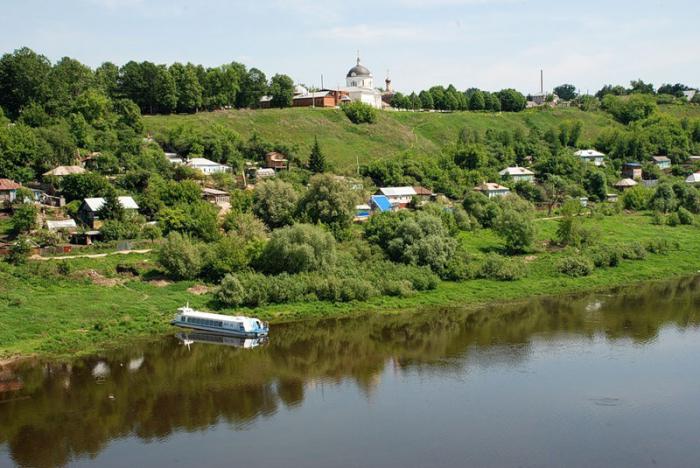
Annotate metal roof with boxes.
[370,195,392,212]
[46,219,77,231]
[574,149,605,157]
[83,196,139,212]
[378,186,417,197]
[499,167,535,176]
[475,182,510,192]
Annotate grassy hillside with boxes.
[144,105,700,173]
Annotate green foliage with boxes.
[10,203,38,234]
[341,101,377,124]
[97,192,124,221]
[269,74,295,108]
[158,201,219,241]
[308,136,327,173]
[676,207,694,225]
[622,185,653,210]
[298,174,357,238]
[650,183,677,213]
[554,84,578,101]
[253,178,298,228]
[60,173,113,202]
[201,234,255,281]
[493,200,536,253]
[666,211,681,226]
[6,237,32,265]
[259,223,336,274]
[496,88,526,112]
[557,255,594,277]
[602,94,656,124]
[478,253,527,281]
[157,232,202,280]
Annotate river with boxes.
[1,276,700,467]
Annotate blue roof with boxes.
[370,195,392,212]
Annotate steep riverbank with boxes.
[1,213,699,360]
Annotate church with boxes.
[339,56,384,109]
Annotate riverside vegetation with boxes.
[1,48,700,358]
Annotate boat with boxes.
[171,305,269,337]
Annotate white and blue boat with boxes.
[171,305,269,338]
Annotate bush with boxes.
[620,242,647,260]
[11,203,38,234]
[6,238,32,265]
[341,101,377,124]
[666,212,681,227]
[479,253,527,281]
[216,274,246,307]
[493,207,536,253]
[157,232,202,280]
[587,245,622,268]
[645,239,676,255]
[651,211,666,225]
[677,207,694,225]
[556,256,594,277]
[259,223,336,274]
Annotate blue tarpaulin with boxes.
[370,195,392,212]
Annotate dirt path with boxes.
[31,249,152,261]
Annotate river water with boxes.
[1,277,700,467]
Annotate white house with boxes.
[574,149,606,166]
[474,182,511,198]
[78,196,139,228]
[377,186,417,208]
[499,166,535,183]
[339,56,384,109]
[164,152,183,165]
[186,158,231,175]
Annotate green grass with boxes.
[144,105,700,172]
[1,213,699,360]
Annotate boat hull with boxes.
[171,320,268,338]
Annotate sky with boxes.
[1,0,698,95]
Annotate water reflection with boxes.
[1,276,699,467]
[175,331,267,349]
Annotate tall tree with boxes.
[170,63,203,113]
[553,84,577,101]
[0,47,51,118]
[468,90,485,110]
[308,137,327,173]
[269,73,294,108]
[46,57,95,115]
[95,62,120,98]
[237,67,268,108]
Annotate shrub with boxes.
[493,207,536,253]
[677,207,694,225]
[645,239,676,255]
[479,253,527,281]
[620,242,647,260]
[216,274,246,306]
[556,256,594,277]
[157,232,202,280]
[651,211,666,225]
[259,223,336,274]
[587,245,622,268]
[666,212,680,226]
[341,101,377,124]
[10,203,38,234]
[252,179,299,229]
[381,280,415,297]
[6,238,32,265]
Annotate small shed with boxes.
[354,204,371,222]
[622,162,642,180]
[46,219,78,233]
[614,178,638,191]
[686,172,700,184]
[264,152,288,171]
[651,156,671,170]
[202,187,230,205]
[0,178,22,203]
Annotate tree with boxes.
[237,67,268,108]
[496,89,526,112]
[584,171,607,202]
[0,47,51,118]
[259,223,336,274]
[97,192,124,221]
[601,94,656,124]
[152,64,178,114]
[11,203,38,234]
[253,179,299,228]
[468,90,486,110]
[299,174,357,237]
[629,79,655,95]
[46,57,95,115]
[419,90,434,110]
[341,101,377,124]
[203,62,244,109]
[493,201,536,253]
[553,84,578,101]
[453,143,488,169]
[170,63,203,113]
[6,237,32,265]
[650,183,677,213]
[308,136,327,173]
[60,173,113,201]
[157,232,203,280]
[95,62,120,97]
[269,74,295,108]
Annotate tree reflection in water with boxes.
[1,276,699,467]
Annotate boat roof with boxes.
[177,308,260,323]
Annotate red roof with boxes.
[0,178,21,191]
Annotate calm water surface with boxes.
[2,277,700,467]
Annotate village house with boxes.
[202,187,230,205]
[354,204,371,222]
[0,178,22,204]
[574,149,606,166]
[499,166,535,183]
[43,165,86,178]
[370,195,393,213]
[622,162,643,180]
[474,182,511,198]
[376,187,417,209]
[613,178,638,191]
[293,90,350,108]
[652,156,671,170]
[78,196,139,229]
[165,152,183,165]
[186,158,231,175]
[264,152,288,171]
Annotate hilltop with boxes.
[143,105,700,172]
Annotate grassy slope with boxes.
[143,105,700,172]
[1,213,699,359]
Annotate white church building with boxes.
[340,56,384,109]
